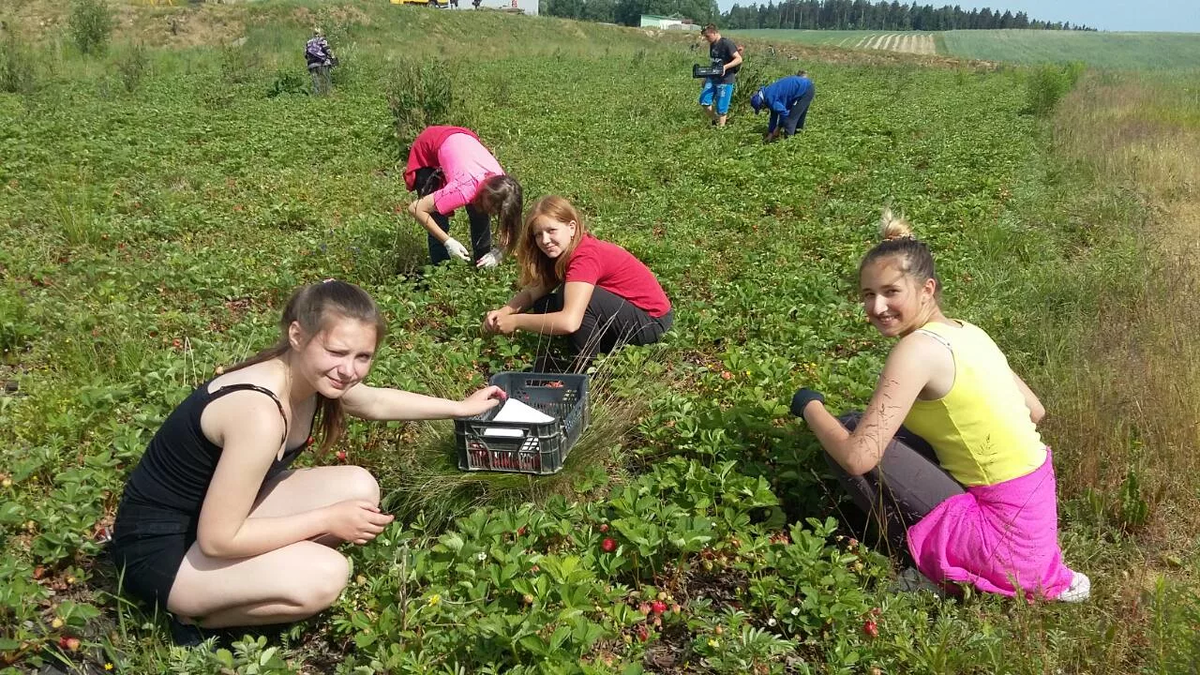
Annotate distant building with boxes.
[639,14,700,31]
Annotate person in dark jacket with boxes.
[750,70,816,142]
[305,29,336,96]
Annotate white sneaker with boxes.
[1057,572,1091,603]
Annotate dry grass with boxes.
[1042,71,1200,542]
[375,348,658,528]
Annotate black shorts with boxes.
[110,499,196,612]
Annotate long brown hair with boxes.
[859,208,942,302]
[473,174,523,254]
[224,280,388,453]
[517,196,589,289]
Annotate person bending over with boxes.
[111,280,504,645]
[791,210,1089,602]
[403,125,523,268]
[751,70,815,143]
[483,196,673,372]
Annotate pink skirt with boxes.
[906,451,1076,599]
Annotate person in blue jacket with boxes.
[750,71,815,143]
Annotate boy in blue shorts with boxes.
[699,24,741,128]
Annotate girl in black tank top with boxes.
[110,281,505,645]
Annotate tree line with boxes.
[541,0,1094,31]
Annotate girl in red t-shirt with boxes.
[483,196,673,371]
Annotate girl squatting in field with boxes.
[482,196,673,372]
[110,281,505,645]
[404,125,523,268]
[792,211,1090,602]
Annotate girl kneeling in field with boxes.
[482,196,673,371]
[110,280,504,645]
[792,211,1090,602]
[404,125,523,268]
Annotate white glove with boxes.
[443,237,470,263]
[476,248,504,269]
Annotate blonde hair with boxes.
[879,208,914,240]
[517,196,588,289]
[860,207,940,301]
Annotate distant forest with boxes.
[540,0,1095,31]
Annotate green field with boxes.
[733,27,1200,69]
[730,29,933,48]
[2,1,1199,673]
[943,29,1200,69]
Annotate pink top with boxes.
[432,133,505,215]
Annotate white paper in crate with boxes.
[482,399,556,438]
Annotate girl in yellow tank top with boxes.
[790,210,1089,602]
[903,320,1046,487]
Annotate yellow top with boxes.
[901,321,1046,487]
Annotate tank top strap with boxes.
[914,326,953,351]
[208,383,288,449]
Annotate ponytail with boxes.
[859,208,941,302]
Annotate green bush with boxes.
[68,0,114,56]
[0,28,37,94]
[385,60,455,157]
[266,69,308,98]
[1024,61,1087,117]
[116,42,149,93]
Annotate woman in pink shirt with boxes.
[483,196,673,372]
[403,126,522,268]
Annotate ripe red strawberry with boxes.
[336,450,347,462]
[635,624,649,642]
[600,537,617,553]
[863,620,879,638]
[651,600,667,615]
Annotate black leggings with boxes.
[529,286,672,372]
[413,166,493,264]
[825,412,964,558]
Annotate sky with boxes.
[714,0,1200,33]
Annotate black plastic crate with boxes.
[693,63,724,78]
[456,372,589,475]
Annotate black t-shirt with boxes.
[709,37,740,85]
